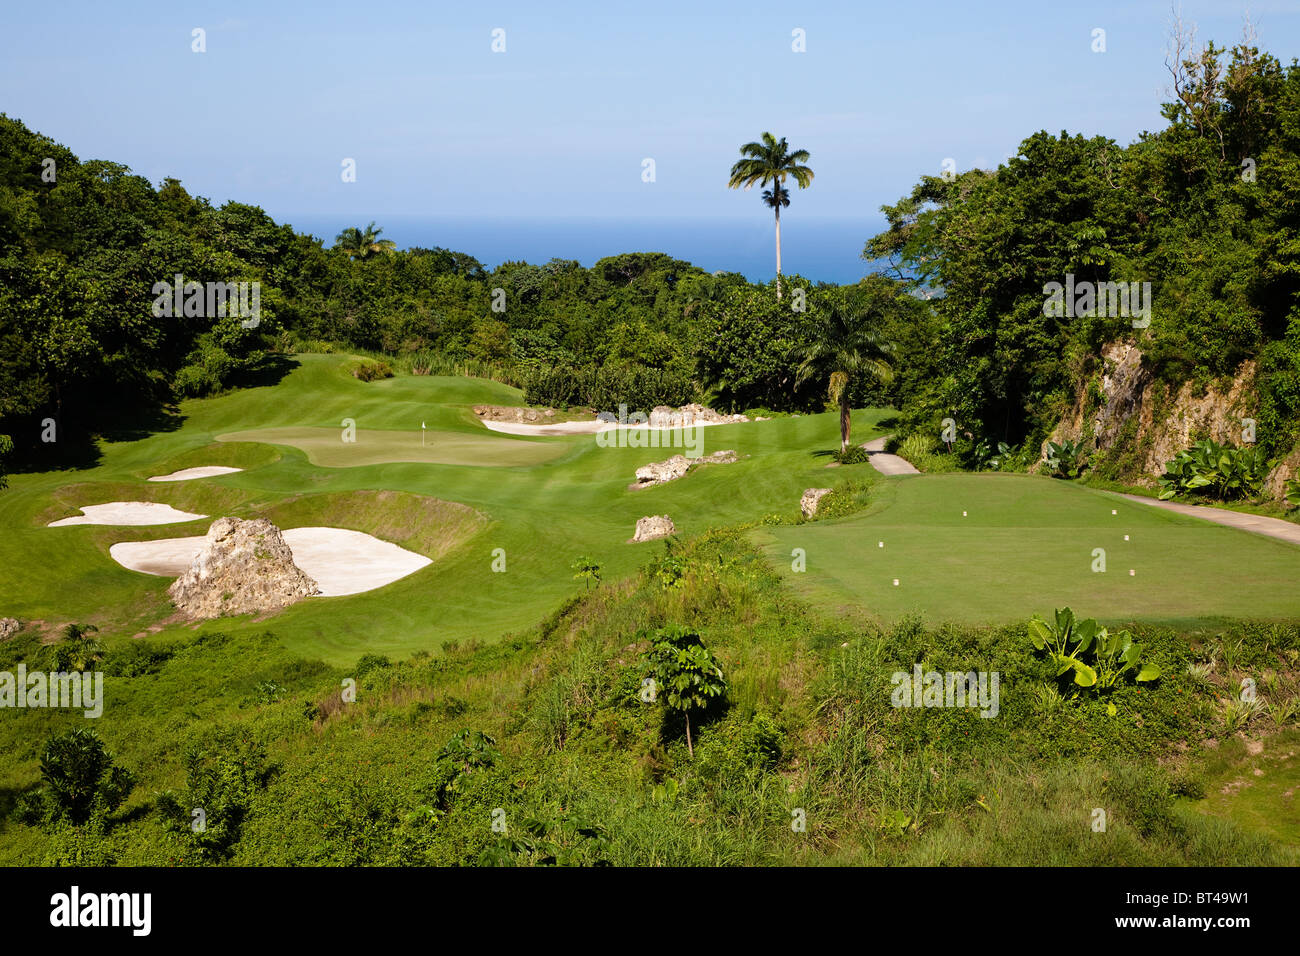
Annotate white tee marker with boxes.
[892,578,900,587]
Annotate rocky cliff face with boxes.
[169,517,319,619]
[1048,341,1292,491]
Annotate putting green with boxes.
[216,426,572,468]
[755,472,1300,626]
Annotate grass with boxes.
[0,353,891,663]
[3,527,1295,866]
[214,426,572,468]
[1186,730,1300,847]
[756,472,1300,627]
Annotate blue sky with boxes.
[2,0,1295,231]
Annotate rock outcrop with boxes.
[633,450,740,487]
[1050,341,1266,484]
[801,488,833,519]
[1265,445,1300,500]
[168,518,319,620]
[632,515,676,542]
[648,404,749,428]
[0,618,20,641]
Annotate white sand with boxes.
[148,466,244,482]
[109,526,431,597]
[49,502,208,526]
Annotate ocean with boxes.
[279,215,887,286]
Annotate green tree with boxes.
[648,625,726,758]
[571,555,602,592]
[333,221,396,260]
[727,132,814,297]
[793,305,895,452]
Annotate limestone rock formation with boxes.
[0,618,20,641]
[633,450,740,487]
[1049,341,1262,483]
[632,515,676,542]
[168,517,319,620]
[801,488,833,518]
[647,404,749,428]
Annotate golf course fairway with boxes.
[756,472,1300,626]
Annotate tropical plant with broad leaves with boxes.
[647,624,726,758]
[1282,476,1300,510]
[333,221,396,261]
[47,623,102,672]
[1158,439,1270,500]
[792,306,894,452]
[1028,607,1161,697]
[1042,439,1087,479]
[985,441,1017,471]
[727,132,814,298]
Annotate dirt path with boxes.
[862,437,920,476]
[1116,493,1300,547]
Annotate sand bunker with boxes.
[480,419,739,436]
[148,466,244,482]
[109,526,431,596]
[49,502,207,526]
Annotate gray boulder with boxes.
[801,488,834,519]
[169,517,319,620]
[632,515,677,542]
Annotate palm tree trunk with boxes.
[840,389,851,452]
[774,204,783,300]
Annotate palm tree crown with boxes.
[334,221,397,260]
[793,306,894,452]
[727,133,813,296]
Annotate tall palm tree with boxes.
[727,133,814,298]
[793,306,894,452]
[334,221,396,260]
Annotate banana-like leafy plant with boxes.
[1028,607,1161,694]
[1158,439,1269,501]
[1042,439,1087,479]
[1284,477,1300,511]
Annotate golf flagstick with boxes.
[422,421,426,447]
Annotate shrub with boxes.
[523,364,697,413]
[352,359,394,382]
[35,729,135,826]
[833,445,870,465]
[1158,440,1270,500]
